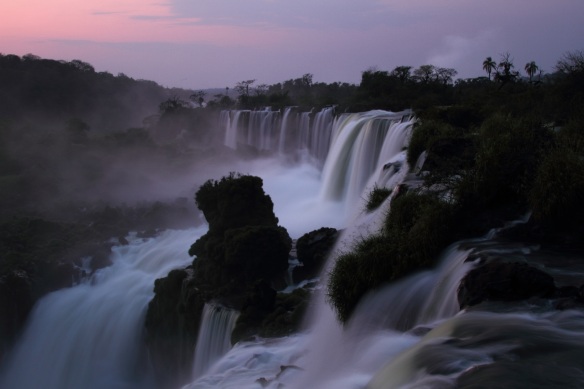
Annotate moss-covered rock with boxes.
[293,227,338,283]
[144,268,205,388]
[0,217,99,355]
[232,283,311,344]
[230,279,277,343]
[458,261,556,309]
[193,172,279,235]
[189,173,291,300]
[327,191,457,323]
[259,288,310,338]
[145,173,294,385]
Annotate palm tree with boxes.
[483,56,496,80]
[525,61,539,82]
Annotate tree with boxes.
[23,53,41,61]
[494,52,519,86]
[235,80,256,97]
[555,50,584,74]
[301,73,313,88]
[390,66,412,83]
[524,61,539,82]
[413,65,436,83]
[254,84,269,96]
[159,96,188,114]
[190,90,206,107]
[483,57,496,80]
[70,59,95,73]
[436,67,458,85]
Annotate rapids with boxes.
[2,109,583,389]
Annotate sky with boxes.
[1,0,583,90]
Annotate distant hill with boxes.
[0,53,196,133]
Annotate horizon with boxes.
[2,1,583,90]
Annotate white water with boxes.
[181,225,475,389]
[5,109,577,389]
[0,110,418,389]
[0,228,203,389]
[221,107,337,165]
[320,111,412,206]
[182,216,584,389]
[192,304,240,379]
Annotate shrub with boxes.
[529,148,584,227]
[190,173,291,298]
[458,114,554,208]
[407,120,454,167]
[556,118,584,154]
[365,186,392,211]
[194,172,278,233]
[327,192,456,323]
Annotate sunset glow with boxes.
[1,0,582,88]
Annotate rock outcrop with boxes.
[458,261,557,309]
[293,227,338,283]
[145,173,298,386]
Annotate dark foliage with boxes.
[365,186,393,212]
[328,192,456,323]
[193,173,279,236]
[144,268,205,387]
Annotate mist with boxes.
[1,107,344,239]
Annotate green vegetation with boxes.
[328,191,456,322]
[189,173,291,298]
[3,48,584,352]
[365,186,392,211]
[145,173,297,384]
[327,49,584,323]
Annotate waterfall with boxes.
[310,107,335,163]
[319,110,413,206]
[366,310,584,389]
[347,246,473,333]
[220,107,338,164]
[278,107,298,154]
[192,304,240,379]
[223,110,242,149]
[298,111,312,151]
[0,228,202,389]
[248,110,280,151]
[11,107,572,389]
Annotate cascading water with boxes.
[0,228,203,389]
[221,107,337,165]
[319,110,413,207]
[277,106,299,155]
[310,107,335,163]
[192,304,240,379]
[4,108,578,389]
[248,110,280,151]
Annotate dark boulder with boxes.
[193,173,279,234]
[144,268,205,388]
[293,227,338,283]
[0,270,34,358]
[231,282,311,344]
[458,261,556,309]
[188,173,291,298]
[145,173,294,386]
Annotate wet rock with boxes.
[458,261,556,309]
[144,267,205,388]
[293,227,338,283]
